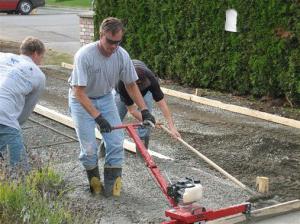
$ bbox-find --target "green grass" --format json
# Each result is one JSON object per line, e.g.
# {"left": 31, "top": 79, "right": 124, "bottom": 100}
{"left": 0, "top": 168, "right": 72, "bottom": 224}
{"left": 44, "top": 48, "right": 73, "bottom": 66}
{"left": 46, "top": 0, "right": 92, "bottom": 8}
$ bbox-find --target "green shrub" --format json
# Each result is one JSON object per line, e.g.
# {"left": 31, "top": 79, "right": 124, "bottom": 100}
{"left": 94, "top": 0, "right": 299, "bottom": 103}
{"left": 0, "top": 168, "right": 71, "bottom": 224}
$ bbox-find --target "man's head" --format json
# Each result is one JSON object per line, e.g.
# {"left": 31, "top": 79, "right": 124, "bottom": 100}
{"left": 20, "top": 36, "right": 45, "bottom": 65}
{"left": 132, "top": 60, "right": 152, "bottom": 91}
{"left": 99, "top": 17, "right": 124, "bottom": 56}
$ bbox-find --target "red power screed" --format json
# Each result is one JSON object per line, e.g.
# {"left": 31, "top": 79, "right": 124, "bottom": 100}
{"left": 113, "top": 123, "right": 251, "bottom": 224}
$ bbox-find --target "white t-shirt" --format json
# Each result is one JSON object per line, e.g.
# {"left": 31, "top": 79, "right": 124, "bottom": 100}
{"left": 68, "top": 41, "right": 138, "bottom": 98}
{"left": 0, "top": 53, "right": 46, "bottom": 130}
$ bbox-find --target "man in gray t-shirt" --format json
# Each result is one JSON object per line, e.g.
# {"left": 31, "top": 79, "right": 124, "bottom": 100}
{"left": 68, "top": 17, "right": 155, "bottom": 197}
{"left": 0, "top": 37, "right": 46, "bottom": 170}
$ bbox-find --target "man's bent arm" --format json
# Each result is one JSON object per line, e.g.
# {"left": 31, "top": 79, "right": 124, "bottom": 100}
{"left": 18, "top": 83, "right": 45, "bottom": 125}
{"left": 157, "top": 98, "right": 181, "bottom": 138}
{"left": 127, "top": 104, "right": 142, "bottom": 121}
{"left": 124, "top": 82, "right": 147, "bottom": 111}
{"left": 73, "top": 86, "right": 100, "bottom": 118}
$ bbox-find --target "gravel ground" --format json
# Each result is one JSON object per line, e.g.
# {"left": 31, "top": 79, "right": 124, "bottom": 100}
{"left": 15, "top": 65, "right": 299, "bottom": 223}
{"left": 22, "top": 113, "right": 249, "bottom": 224}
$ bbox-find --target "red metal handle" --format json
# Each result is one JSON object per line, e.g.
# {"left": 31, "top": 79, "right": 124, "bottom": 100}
{"left": 114, "top": 123, "right": 177, "bottom": 207}
{"left": 112, "top": 122, "right": 143, "bottom": 130}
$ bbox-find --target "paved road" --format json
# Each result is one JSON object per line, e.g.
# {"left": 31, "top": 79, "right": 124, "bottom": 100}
{"left": 0, "top": 7, "right": 88, "bottom": 55}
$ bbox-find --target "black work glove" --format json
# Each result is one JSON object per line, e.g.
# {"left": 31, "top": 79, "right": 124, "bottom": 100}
{"left": 141, "top": 109, "right": 156, "bottom": 126}
{"left": 95, "top": 114, "right": 112, "bottom": 132}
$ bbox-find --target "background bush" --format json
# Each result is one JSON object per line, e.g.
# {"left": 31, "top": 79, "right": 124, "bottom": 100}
{"left": 94, "top": 0, "right": 299, "bottom": 103}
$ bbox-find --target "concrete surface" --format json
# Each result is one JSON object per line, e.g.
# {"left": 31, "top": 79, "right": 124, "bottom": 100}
{"left": 0, "top": 7, "right": 86, "bottom": 54}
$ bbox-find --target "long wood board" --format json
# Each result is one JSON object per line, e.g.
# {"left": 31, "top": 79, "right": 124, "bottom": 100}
{"left": 33, "top": 104, "right": 173, "bottom": 160}
{"left": 208, "top": 199, "right": 300, "bottom": 224}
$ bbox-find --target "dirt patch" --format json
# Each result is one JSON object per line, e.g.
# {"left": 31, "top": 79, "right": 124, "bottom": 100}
{"left": 180, "top": 130, "right": 300, "bottom": 202}
{"left": 0, "top": 39, "right": 73, "bottom": 66}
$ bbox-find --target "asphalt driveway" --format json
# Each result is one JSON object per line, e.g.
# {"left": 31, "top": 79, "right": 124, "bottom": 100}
{"left": 0, "top": 7, "right": 87, "bottom": 54}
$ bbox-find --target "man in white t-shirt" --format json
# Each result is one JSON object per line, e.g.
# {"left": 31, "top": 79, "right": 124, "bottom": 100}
{"left": 68, "top": 17, "right": 155, "bottom": 197}
{"left": 0, "top": 37, "right": 46, "bottom": 171}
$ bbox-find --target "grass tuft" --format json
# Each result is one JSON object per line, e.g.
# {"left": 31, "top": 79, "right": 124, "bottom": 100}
{"left": 0, "top": 168, "right": 72, "bottom": 224}
{"left": 46, "top": 0, "right": 92, "bottom": 8}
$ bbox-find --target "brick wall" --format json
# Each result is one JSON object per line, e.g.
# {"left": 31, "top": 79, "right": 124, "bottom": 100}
{"left": 79, "top": 11, "right": 95, "bottom": 46}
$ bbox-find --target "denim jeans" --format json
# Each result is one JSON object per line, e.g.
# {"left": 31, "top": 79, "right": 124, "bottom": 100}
{"left": 114, "top": 91, "right": 153, "bottom": 139}
{"left": 69, "top": 92, "right": 124, "bottom": 170}
{"left": 0, "top": 124, "right": 29, "bottom": 170}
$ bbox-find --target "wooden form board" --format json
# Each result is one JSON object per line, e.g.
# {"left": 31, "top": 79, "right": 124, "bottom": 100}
{"left": 62, "top": 62, "right": 300, "bottom": 129}
{"left": 61, "top": 62, "right": 74, "bottom": 70}
{"left": 33, "top": 105, "right": 173, "bottom": 160}
{"left": 208, "top": 199, "right": 300, "bottom": 224}
{"left": 161, "top": 87, "right": 300, "bottom": 129}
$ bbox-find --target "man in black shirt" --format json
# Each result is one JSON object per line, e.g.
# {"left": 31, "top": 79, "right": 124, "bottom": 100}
{"left": 115, "top": 60, "right": 181, "bottom": 148}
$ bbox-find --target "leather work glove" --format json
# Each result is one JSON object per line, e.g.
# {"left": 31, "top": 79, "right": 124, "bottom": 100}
{"left": 141, "top": 109, "right": 156, "bottom": 126}
{"left": 95, "top": 114, "right": 112, "bottom": 132}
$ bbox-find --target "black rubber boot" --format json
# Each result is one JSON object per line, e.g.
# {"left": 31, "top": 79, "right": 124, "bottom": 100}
{"left": 104, "top": 167, "right": 122, "bottom": 197}
{"left": 86, "top": 166, "right": 103, "bottom": 195}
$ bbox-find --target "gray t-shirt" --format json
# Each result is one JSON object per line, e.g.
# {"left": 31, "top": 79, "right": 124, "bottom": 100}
{"left": 69, "top": 41, "right": 138, "bottom": 98}
{"left": 0, "top": 53, "right": 46, "bottom": 130}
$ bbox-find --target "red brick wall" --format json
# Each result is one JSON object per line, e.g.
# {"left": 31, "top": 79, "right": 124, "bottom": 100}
{"left": 79, "top": 12, "right": 94, "bottom": 45}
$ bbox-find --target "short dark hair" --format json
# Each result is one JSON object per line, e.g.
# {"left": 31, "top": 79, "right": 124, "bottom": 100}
{"left": 99, "top": 17, "right": 124, "bottom": 36}
{"left": 20, "top": 36, "right": 45, "bottom": 56}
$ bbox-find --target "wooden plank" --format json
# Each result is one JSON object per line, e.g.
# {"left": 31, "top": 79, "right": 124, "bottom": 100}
{"left": 251, "top": 199, "right": 300, "bottom": 220}
{"left": 208, "top": 199, "right": 300, "bottom": 224}
{"left": 159, "top": 87, "right": 300, "bottom": 129}
{"left": 190, "top": 94, "right": 300, "bottom": 129}
{"left": 61, "top": 62, "right": 74, "bottom": 70}
{"left": 33, "top": 104, "right": 173, "bottom": 160}
{"left": 161, "top": 87, "right": 191, "bottom": 101}
{"left": 34, "top": 105, "right": 74, "bottom": 128}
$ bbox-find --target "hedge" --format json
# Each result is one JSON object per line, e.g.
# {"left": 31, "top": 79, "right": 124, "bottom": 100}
{"left": 94, "top": 0, "right": 300, "bottom": 104}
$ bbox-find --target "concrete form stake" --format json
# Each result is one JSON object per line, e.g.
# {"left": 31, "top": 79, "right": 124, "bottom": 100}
{"left": 160, "top": 125, "right": 255, "bottom": 194}
{"left": 256, "top": 176, "right": 269, "bottom": 193}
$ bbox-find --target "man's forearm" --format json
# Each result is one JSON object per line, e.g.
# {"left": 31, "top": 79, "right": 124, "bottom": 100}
{"left": 157, "top": 99, "right": 174, "bottom": 126}
{"left": 125, "top": 82, "right": 147, "bottom": 110}
{"left": 18, "top": 93, "right": 38, "bottom": 125}
{"left": 18, "top": 85, "right": 44, "bottom": 125}
{"left": 157, "top": 98, "right": 181, "bottom": 138}
{"left": 73, "top": 87, "right": 100, "bottom": 118}
{"left": 127, "top": 105, "right": 142, "bottom": 121}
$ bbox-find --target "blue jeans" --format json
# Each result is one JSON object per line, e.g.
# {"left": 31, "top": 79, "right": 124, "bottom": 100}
{"left": 114, "top": 91, "right": 153, "bottom": 139}
{"left": 0, "top": 124, "right": 29, "bottom": 170}
{"left": 69, "top": 92, "right": 124, "bottom": 170}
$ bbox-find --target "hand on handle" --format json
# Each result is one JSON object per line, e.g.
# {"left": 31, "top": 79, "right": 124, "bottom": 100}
{"left": 95, "top": 114, "right": 112, "bottom": 132}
